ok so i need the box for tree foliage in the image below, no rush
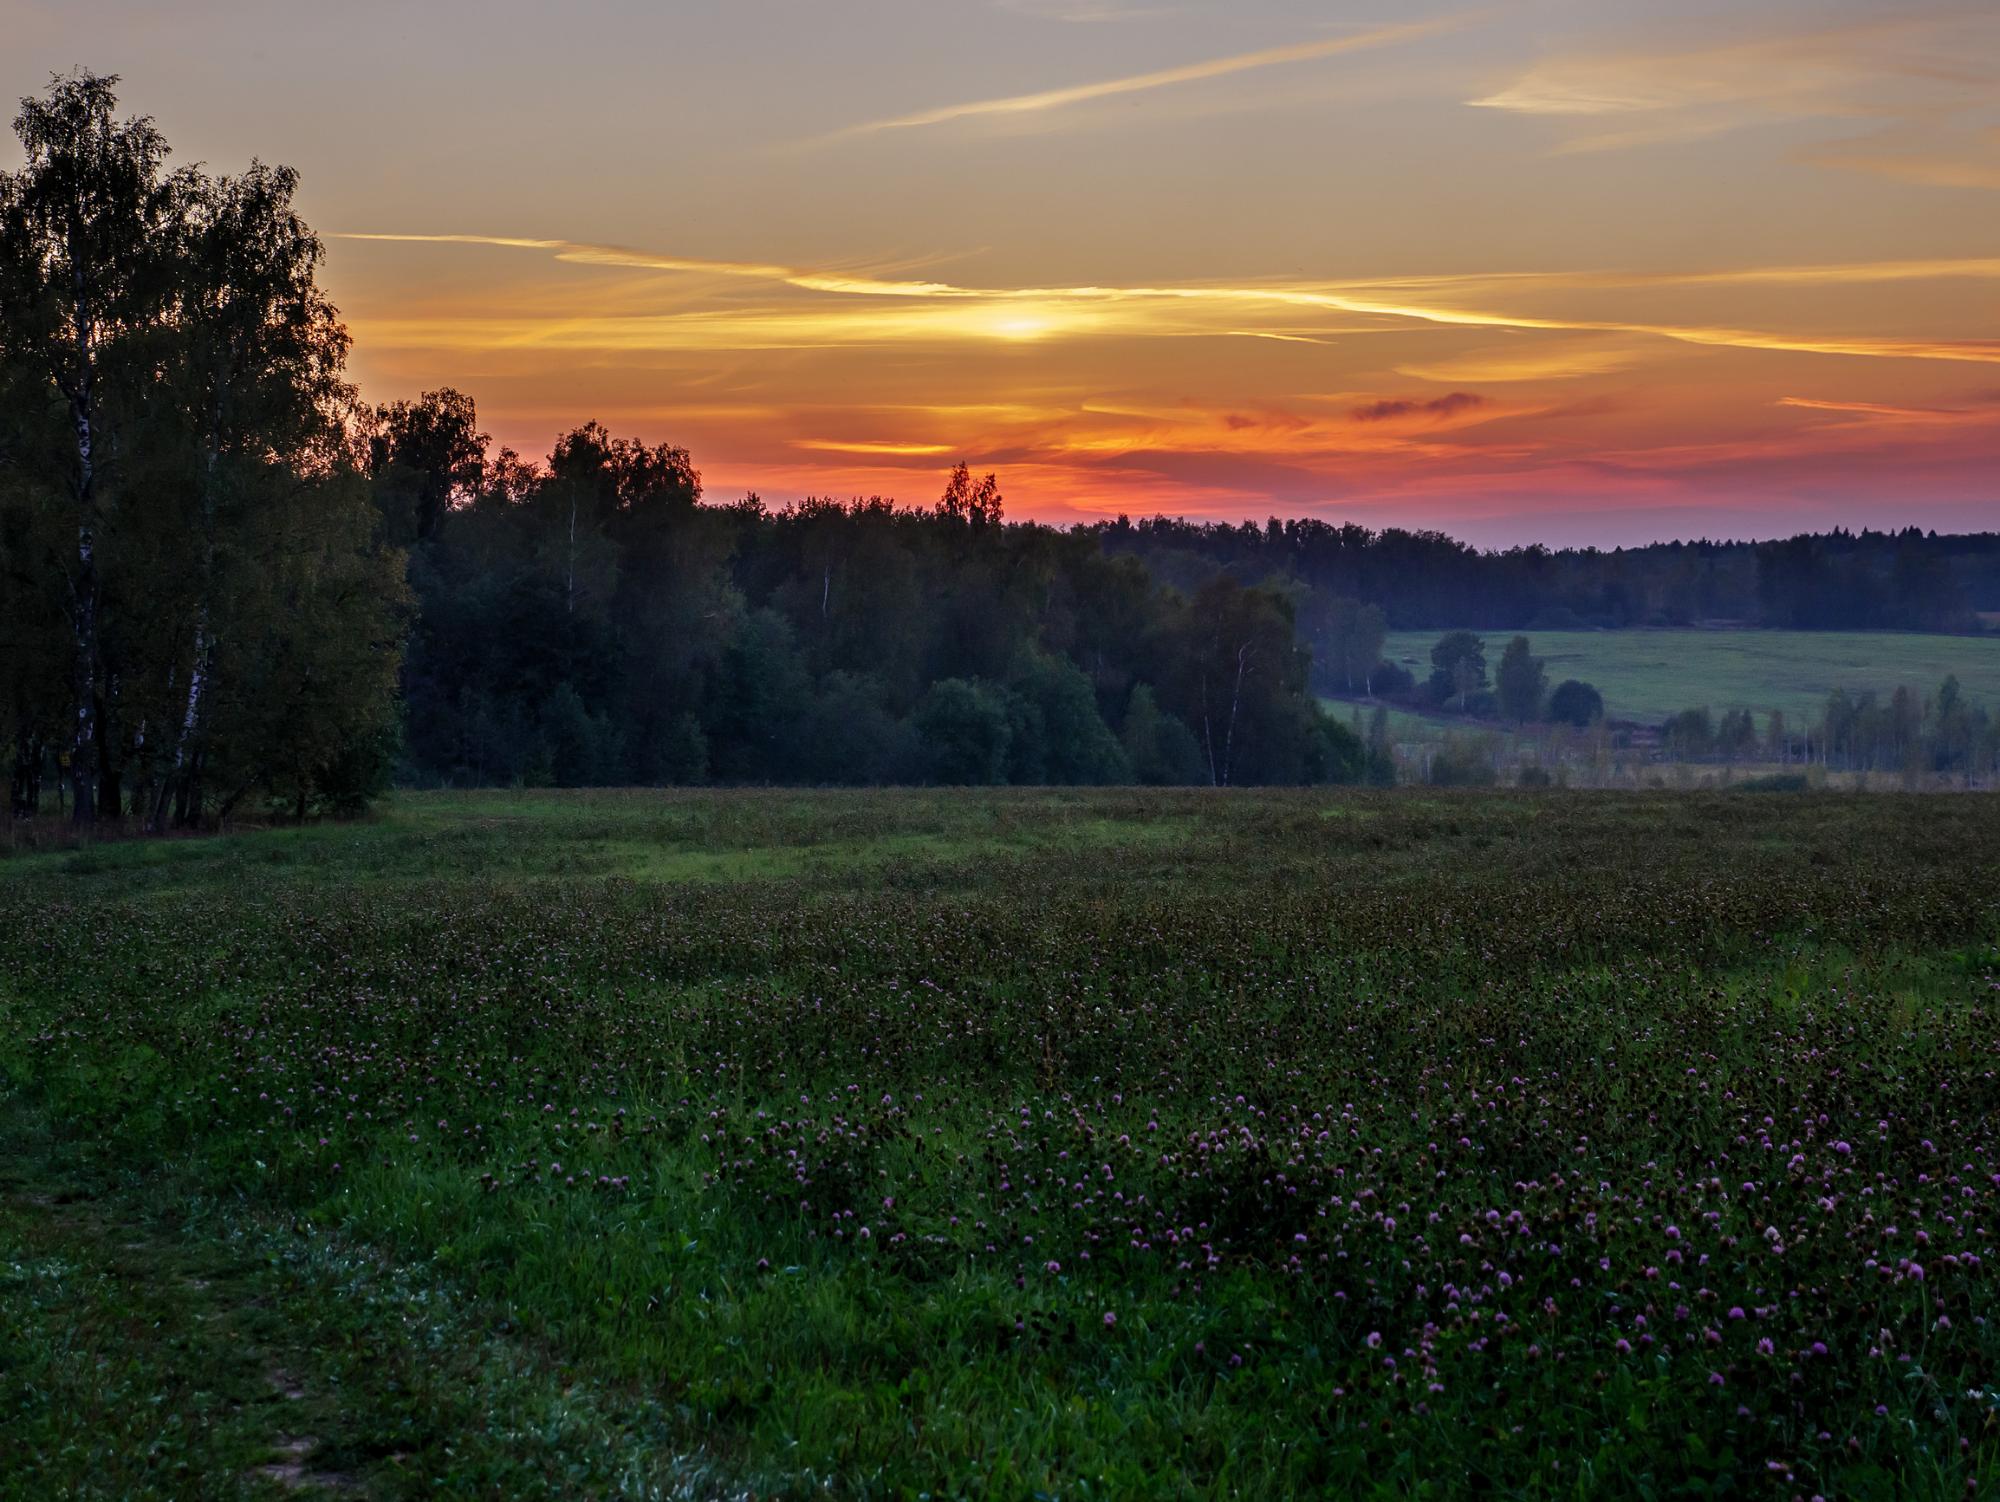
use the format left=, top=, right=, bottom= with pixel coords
left=0, top=72, right=404, bottom=825
left=1091, top=515, right=1993, bottom=633
left=1494, top=635, right=1547, bottom=723
left=392, top=448, right=1361, bottom=789
left=1427, top=631, right=1487, bottom=709
left=1546, top=679, right=1604, bottom=728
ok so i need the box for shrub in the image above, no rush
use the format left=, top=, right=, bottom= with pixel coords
left=1733, top=772, right=1811, bottom=792
left=1429, top=734, right=1498, bottom=786
left=1121, top=686, right=1207, bottom=786
left=915, top=679, right=1013, bottom=785
left=1547, top=679, right=1604, bottom=728
left=1662, top=707, right=1715, bottom=760
left=1369, top=660, right=1415, bottom=698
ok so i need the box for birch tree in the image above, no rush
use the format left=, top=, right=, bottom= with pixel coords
left=0, top=72, right=185, bottom=823
left=149, top=162, right=351, bottom=826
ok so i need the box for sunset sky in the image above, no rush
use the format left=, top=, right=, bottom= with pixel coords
left=7, top=0, right=1999, bottom=544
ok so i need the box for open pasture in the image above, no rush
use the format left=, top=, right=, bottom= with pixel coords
left=1381, top=629, right=2000, bottom=723
left=3, top=788, right=1999, bottom=1497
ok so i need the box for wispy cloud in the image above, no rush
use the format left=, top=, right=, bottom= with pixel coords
left=1351, top=392, right=1488, bottom=422
left=1645, top=256, right=2000, bottom=287
left=1779, top=394, right=2000, bottom=425
left=1800, top=126, right=2000, bottom=190
left=334, top=231, right=2000, bottom=367
left=792, top=438, right=956, bottom=456
left=1470, top=14, right=1988, bottom=119
left=337, top=232, right=2000, bottom=300
left=1468, top=11, right=2000, bottom=168
left=1396, top=340, right=1645, bottom=383
left=330, top=233, right=969, bottom=298
left=1310, top=294, right=2000, bottom=367
left=1225, top=330, right=1342, bottom=346
left=818, top=18, right=1456, bottom=140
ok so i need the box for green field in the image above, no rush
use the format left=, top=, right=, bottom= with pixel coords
left=1381, top=629, right=2000, bottom=724
left=1330, top=702, right=1513, bottom=751
left=4, top=788, right=1999, bottom=1497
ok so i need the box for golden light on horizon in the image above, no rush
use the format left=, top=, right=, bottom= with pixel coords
left=29, top=0, right=1986, bottom=544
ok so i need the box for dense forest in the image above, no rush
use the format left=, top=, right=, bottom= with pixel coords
left=4, top=75, right=1997, bottom=825
left=385, top=423, right=1369, bottom=792
left=1099, top=517, right=1996, bottom=684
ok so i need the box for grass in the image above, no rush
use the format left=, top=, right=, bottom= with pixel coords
left=1380, top=628, right=2000, bottom=723
left=2, top=788, right=1201, bottom=893
left=0, top=1102, right=728, bottom=1499
left=1327, top=701, right=1518, bottom=753
left=3, top=787, right=1999, bottom=1497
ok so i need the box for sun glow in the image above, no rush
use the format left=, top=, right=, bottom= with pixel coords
left=270, top=0, right=2000, bottom=541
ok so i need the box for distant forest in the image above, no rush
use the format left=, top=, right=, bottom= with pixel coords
left=4, top=75, right=1997, bottom=823
left=1098, top=518, right=1998, bottom=639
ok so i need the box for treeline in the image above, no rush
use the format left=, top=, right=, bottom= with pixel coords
left=1092, top=518, right=1996, bottom=662
left=1658, top=679, right=2000, bottom=777
left=389, top=419, right=1373, bottom=790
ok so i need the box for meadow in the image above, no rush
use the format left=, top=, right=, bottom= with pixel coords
left=1380, top=629, right=2000, bottom=724
left=4, top=788, right=1999, bottom=1498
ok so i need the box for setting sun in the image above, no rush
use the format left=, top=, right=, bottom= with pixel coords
left=10, top=0, right=1990, bottom=545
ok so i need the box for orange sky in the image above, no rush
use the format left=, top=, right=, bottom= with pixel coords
left=8, top=0, right=1999, bottom=544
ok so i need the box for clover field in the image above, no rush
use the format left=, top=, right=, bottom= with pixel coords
left=3, top=788, right=1999, bottom=1498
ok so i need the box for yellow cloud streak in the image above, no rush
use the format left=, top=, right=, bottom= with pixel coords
left=1397, top=342, right=1646, bottom=382
left=1779, top=396, right=2000, bottom=424
left=353, top=300, right=1127, bottom=352
left=333, top=233, right=2000, bottom=365
left=1226, top=330, right=1341, bottom=345
left=1329, top=294, right=2000, bottom=366
left=334, top=232, right=2000, bottom=300
left=1629, top=257, right=2000, bottom=288
left=332, top=232, right=965, bottom=297
left=792, top=439, right=956, bottom=456
left=1034, top=400, right=1521, bottom=462
left=818, top=19, right=1457, bottom=138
